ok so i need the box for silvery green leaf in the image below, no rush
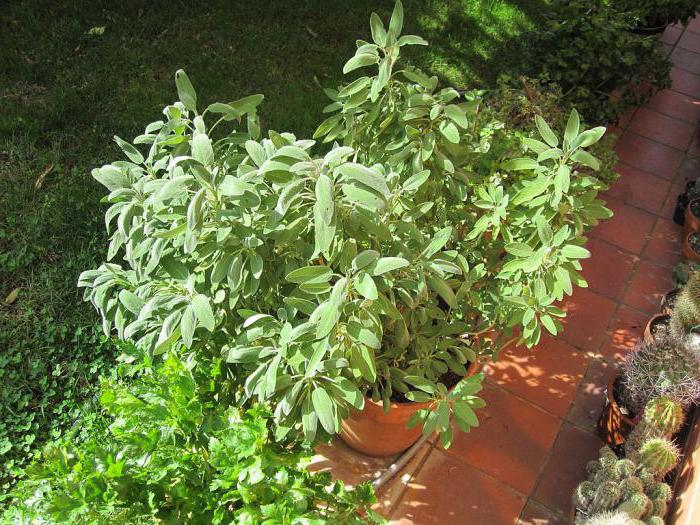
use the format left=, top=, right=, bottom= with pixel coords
left=174, top=69, right=197, bottom=111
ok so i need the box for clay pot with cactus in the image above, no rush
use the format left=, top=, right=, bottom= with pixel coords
left=598, top=334, right=700, bottom=445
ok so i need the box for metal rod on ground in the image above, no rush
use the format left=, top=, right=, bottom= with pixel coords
left=372, top=433, right=432, bottom=491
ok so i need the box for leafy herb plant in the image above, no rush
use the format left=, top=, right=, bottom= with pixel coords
left=76, top=1, right=611, bottom=450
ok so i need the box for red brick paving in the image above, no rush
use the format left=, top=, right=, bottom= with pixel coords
left=319, top=20, right=700, bottom=524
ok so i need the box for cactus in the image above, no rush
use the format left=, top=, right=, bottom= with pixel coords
left=645, top=396, right=685, bottom=435
left=587, top=459, right=602, bottom=477
left=650, top=497, right=668, bottom=518
left=638, top=437, right=681, bottom=480
left=625, top=397, right=685, bottom=459
left=670, top=271, right=700, bottom=335
left=645, top=517, right=664, bottom=525
left=649, top=481, right=672, bottom=502
left=591, top=481, right=622, bottom=514
left=617, top=492, right=651, bottom=519
left=614, top=459, right=636, bottom=479
left=621, top=334, right=700, bottom=414
left=619, top=476, right=644, bottom=499
left=638, top=469, right=656, bottom=492
left=573, top=480, right=597, bottom=510
left=582, top=511, right=644, bottom=525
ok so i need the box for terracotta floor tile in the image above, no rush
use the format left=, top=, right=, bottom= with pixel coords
left=598, top=304, right=648, bottom=364
left=614, top=131, right=685, bottom=179
left=645, top=89, right=700, bottom=124
left=580, top=238, right=638, bottom=300
left=688, top=17, right=700, bottom=34
left=622, top=259, right=675, bottom=315
left=390, top=450, right=526, bottom=525
left=375, top=441, right=436, bottom=517
left=532, top=424, right=602, bottom=516
left=566, top=358, right=614, bottom=432
left=642, top=217, right=683, bottom=268
left=689, top=127, right=700, bottom=157
left=518, top=499, right=568, bottom=525
left=310, top=439, right=395, bottom=486
left=662, top=25, right=684, bottom=46
left=559, top=288, right=618, bottom=353
left=671, top=47, right=700, bottom=75
left=444, top=384, right=560, bottom=495
left=671, top=67, right=700, bottom=99
left=676, top=155, right=700, bottom=183
left=483, top=337, right=588, bottom=418
left=678, top=29, right=700, bottom=53
left=605, top=163, right=670, bottom=215
left=591, top=197, right=656, bottom=254
left=628, top=107, right=695, bottom=151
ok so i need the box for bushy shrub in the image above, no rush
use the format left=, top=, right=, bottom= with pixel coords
left=76, top=1, right=611, bottom=448
left=526, top=0, right=671, bottom=124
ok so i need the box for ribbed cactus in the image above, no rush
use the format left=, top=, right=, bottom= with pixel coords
left=638, top=437, right=681, bottom=480
left=591, top=481, right=622, bottom=514
left=617, top=492, right=651, bottom=519
left=671, top=271, right=700, bottom=335
left=625, top=397, right=685, bottom=459
left=645, top=396, right=685, bottom=435
left=621, top=334, right=700, bottom=414
left=644, top=517, right=664, bottom=525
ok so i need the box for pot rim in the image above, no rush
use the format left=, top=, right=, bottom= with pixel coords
left=685, top=230, right=700, bottom=250
left=607, top=373, right=640, bottom=427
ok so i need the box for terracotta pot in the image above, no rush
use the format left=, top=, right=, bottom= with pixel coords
left=597, top=374, right=639, bottom=447
left=683, top=232, right=700, bottom=263
left=684, top=199, right=700, bottom=235
left=644, top=313, right=671, bottom=344
left=661, top=289, right=680, bottom=315
left=340, top=360, right=481, bottom=457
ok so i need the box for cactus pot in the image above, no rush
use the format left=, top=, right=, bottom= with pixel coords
left=661, top=289, right=680, bottom=315
left=598, top=374, right=640, bottom=447
left=682, top=231, right=700, bottom=263
left=340, top=360, right=480, bottom=457
left=684, top=199, right=700, bottom=235
left=644, top=313, right=671, bottom=343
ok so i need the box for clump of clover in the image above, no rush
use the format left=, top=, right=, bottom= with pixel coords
left=79, top=1, right=611, bottom=448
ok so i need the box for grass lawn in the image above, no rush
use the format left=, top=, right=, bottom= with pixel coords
left=0, top=0, right=546, bottom=493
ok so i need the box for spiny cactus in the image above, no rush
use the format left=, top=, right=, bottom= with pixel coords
left=638, top=469, right=656, bottom=492
left=574, top=480, right=597, bottom=510
left=649, top=481, right=672, bottom=502
left=621, top=334, right=700, bottom=414
left=650, top=497, right=667, bottom=518
left=625, top=397, right=685, bottom=459
left=638, top=437, right=681, bottom=480
left=617, top=492, right=651, bottom=519
left=582, top=511, right=644, bottom=525
left=591, top=481, right=622, bottom=514
left=614, top=459, right=636, bottom=479
left=671, top=270, right=700, bottom=335
left=619, top=476, right=644, bottom=499
left=645, top=517, right=664, bottom=525
left=644, top=396, right=685, bottom=435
